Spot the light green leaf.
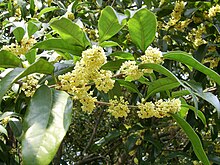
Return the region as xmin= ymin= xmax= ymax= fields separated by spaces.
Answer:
xmin=128 ymin=8 xmax=157 ymax=51
xmin=110 ymin=52 xmax=134 ymax=60
xmin=172 ymin=114 xmax=210 ymax=165
xmin=98 ymin=6 xmax=125 ymax=43
xmin=33 ymin=38 xmax=83 ymax=56
xmin=0 ymin=125 xmax=8 ymax=137
xmin=164 ymin=51 xmax=220 ymax=86
xmin=99 ymin=41 xmax=121 ymax=48
xmin=50 ymin=17 xmax=90 ymax=48
xmin=27 ymin=20 xmax=41 ymax=37
xmin=38 ymin=7 xmax=59 ymax=18
xmin=0 ymin=59 xmax=54 ymax=105
xmin=22 ymin=85 xmax=72 ymax=165
xmin=147 ymin=77 xmax=180 ymax=99
xmin=0 ymin=50 xmax=22 ymax=68
xmin=13 ymin=27 xmax=25 ymax=42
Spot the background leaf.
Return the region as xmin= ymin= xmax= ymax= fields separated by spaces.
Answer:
xmin=128 ymin=8 xmax=157 ymax=51
xmin=12 ymin=27 xmax=25 ymax=42
xmin=22 ymin=85 xmax=72 ymax=165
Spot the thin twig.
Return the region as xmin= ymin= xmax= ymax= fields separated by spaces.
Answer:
xmin=82 ymin=109 xmax=104 ymax=155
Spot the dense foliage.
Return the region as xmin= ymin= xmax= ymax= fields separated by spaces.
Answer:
xmin=0 ymin=0 xmax=220 ymax=164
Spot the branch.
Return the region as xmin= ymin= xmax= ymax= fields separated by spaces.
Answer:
xmin=82 ymin=109 xmax=104 ymax=155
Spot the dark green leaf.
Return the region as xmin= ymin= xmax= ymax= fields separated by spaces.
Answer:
xmin=33 ymin=38 xmax=83 ymax=56
xmin=101 ymin=59 xmax=126 ymax=71
xmin=50 ymin=17 xmax=90 ymax=48
xmin=0 ymin=50 xmax=22 ymax=68
xmin=98 ymin=6 xmax=126 ymax=43
xmin=0 ymin=125 xmax=7 ymax=137
xmin=147 ymin=77 xmax=180 ymax=99
xmin=172 ymin=113 xmax=210 ymax=165
xmin=117 ymin=79 xmax=141 ymax=96
xmin=128 ymin=8 xmax=157 ymax=51
xmin=22 ymin=85 xmax=72 ymax=165
xmin=9 ymin=118 xmax=22 ymax=138
xmin=124 ymin=134 xmax=139 ymax=152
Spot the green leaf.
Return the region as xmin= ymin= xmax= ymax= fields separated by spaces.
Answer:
xmin=9 ymin=118 xmax=22 ymax=138
xmin=147 ymin=77 xmax=180 ymax=99
xmin=98 ymin=6 xmax=125 ymax=43
xmin=139 ymin=63 xmax=198 ymax=109
xmin=110 ymin=52 xmax=134 ymax=60
xmin=33 ymin=38 xmax=83 ymax=56
xmin=116 ymin=79 xmax=141 ymax=96
xmin=50 ymin=17 xmax=90 ymax=48
xmin=128 ymin=8 xmax=157 ymax=51
xmin=27 ymin=20 xmax=40 ymax=37
xmin=172 ymin=114 xmax=210 ymax=165
xmin=124 ymin=134 xmax=139 ymax=152
xmin=0 ymin=125 xmax=7 ymax=137
xmin=22 ymin=85 xmax=72 ymax=165
xmin=30 ymin=0 xmax=35 ymax=16
xmin=13 ymin=27 xmax=25 ymax=42
xmin=0 ymin=59 xmax=54 ymax=105
xmin=164 ymin=51 xmax=220 ymax=86
xmin=101 ymin=59 xmax=126 ymax=71
xmin=25 ymin=49 xmax=36 ymax=64
xmin=0 ymin=50 xmax=22 ymax=68
xmin=181 ymin=104 xmax=207 ymax=125
xmin=172 ymin=90 xmax=190 ymax=98
xmin=99 ymin=41 xmax=121 ymax=48
xmin=38 ymin=7 xmax=59 ymax=18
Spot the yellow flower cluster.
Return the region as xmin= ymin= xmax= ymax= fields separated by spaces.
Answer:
xmin=57 ymin=46 xmax=115 ymax=113
xmin=208 ymin=4 xmax=220 ymax=18
xmin=94 ymin=70 xmax=115 ymax=93
xmin=140 ymin=46 xmax=163 ymax=73
xmin=119 ymin=61 xmax=143 ymax=80
xmin=137 ymin=98 xmax=181 ymax=119
xmin=108 ymin=96 xmax=130 ymax=118
xmin=20 ymin=74 xmax=43 ymax=97
xmin=167 ymin=1 xmax=185 ymax=27
xmin=175 ymin=19 xmax=192 ymax=31
xmin=2 ymin=37 xmax=36 ymax=56
xmin=187 ymin=24 xmax=207 ymax=47
xmin=203 ymin=57 xmax=220 ymax=69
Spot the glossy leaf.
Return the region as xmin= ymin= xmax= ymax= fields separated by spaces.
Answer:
xmin=25 ymin=49 xmax=36 ymax=64
xmin=9 ymin=118 xmax=22 ymax=138
xmin=172 ymin=114 xmax=210 ymax=165
xmin=110 ymin=52 xmax=134 ymax=60
xmin=101 ymin=59 xmax=126 ymax=71
xmin=0 ymin=50 xmax=22 ymax=68
xmin=22 ymin=85 xmax=72 ymax=165
xmin=0 ymin=59 xmax=54 ymax=105
xmin=147 ymin=77 xmax=180 ymax=99
xmin=0 ymin=125 xmax=7 ymax=137
xmin=128 ymin=8 xmax=157 ymax=51
xmin=99 ymin=41 xmax=121 ymax=48
xmin=33 ymin=38 xmax=83 ymax=56
xmin=50 ymin=17 xmax=90 ymax=48
xmin=98 ymin=6 xmax=125 ymax=43
xmin=27 ymin=20 xmax=40 ymax=37
xmin=181 ymin=104 xmax=207 ymax=125
xmin=38 ymin=7 xmax=59 ymax=18
xmin=13 ymin=27 xmax=25 ymax=42
xmin=164 ymin=51 xmax=220 ymax=86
